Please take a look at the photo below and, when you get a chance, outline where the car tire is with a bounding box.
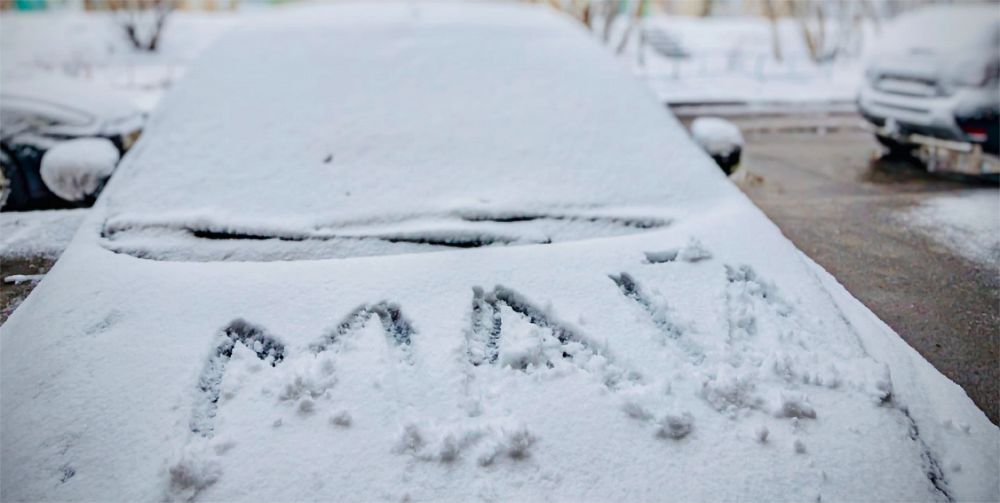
[875,134,914,157]
[0,145,31,211]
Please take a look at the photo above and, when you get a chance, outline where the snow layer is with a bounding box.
[0,209,88,259]
[690,117,744,157]
[40,138,120,202]
[1,3,997,502]
[1,9,237,112]
[639,15,865,105]
[874,4,999,54]
[901,190,1000,267]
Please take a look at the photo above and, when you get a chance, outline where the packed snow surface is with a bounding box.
[1,3,997,502]
[0,209,88,259]
[689,117,744,157]
[39,138,120,202]
[901,190,1000,267]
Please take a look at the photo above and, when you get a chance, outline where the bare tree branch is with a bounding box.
[112,0,174,52]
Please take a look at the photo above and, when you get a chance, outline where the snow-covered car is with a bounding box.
[2,4,997,502]
[0,78,144,211]
[858,4,1000,176]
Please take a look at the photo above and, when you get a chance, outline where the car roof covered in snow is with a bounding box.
[882,4,999,52]
[2,3,997,502]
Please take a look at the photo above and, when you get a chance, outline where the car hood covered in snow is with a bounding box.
[1,3,997,502]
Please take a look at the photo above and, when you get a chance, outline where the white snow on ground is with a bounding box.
[0,209,88,259]
[40,138,121,202]
[902,190,1000,267]
[0,3,997,502]
[0,8,238,112]
[689,117,744,157]
[637,15,866,105]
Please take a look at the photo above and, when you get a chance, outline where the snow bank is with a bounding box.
[690,117,744,157]
[40,138,120,202]
[0,4,996,502]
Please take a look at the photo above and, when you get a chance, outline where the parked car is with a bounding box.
[0,78,144,211]
[2,4,996,502]
[858,4,999,177]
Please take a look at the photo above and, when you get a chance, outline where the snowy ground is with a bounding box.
[1,4,996,502]
[634,15,867,105]
[0,8,238,112]
[900,190,1000,268]
[0,209,88,259]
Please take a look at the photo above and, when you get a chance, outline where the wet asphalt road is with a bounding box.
[695,114,999,425]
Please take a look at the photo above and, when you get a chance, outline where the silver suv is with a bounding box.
[858,4,999,176]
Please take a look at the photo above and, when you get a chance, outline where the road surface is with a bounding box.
[696,113,999,425]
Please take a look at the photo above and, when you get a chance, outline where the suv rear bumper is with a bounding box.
[858,85,1000,175]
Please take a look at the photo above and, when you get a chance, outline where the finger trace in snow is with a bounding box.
[99,211,670,262]
[309,302,416,357]
[609,272,703,364]
[901,406,954,502]
[465,285,639,390]
[191,320,285,437]
[181,303,419,498]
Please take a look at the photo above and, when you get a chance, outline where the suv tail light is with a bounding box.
[962,125,989,142]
